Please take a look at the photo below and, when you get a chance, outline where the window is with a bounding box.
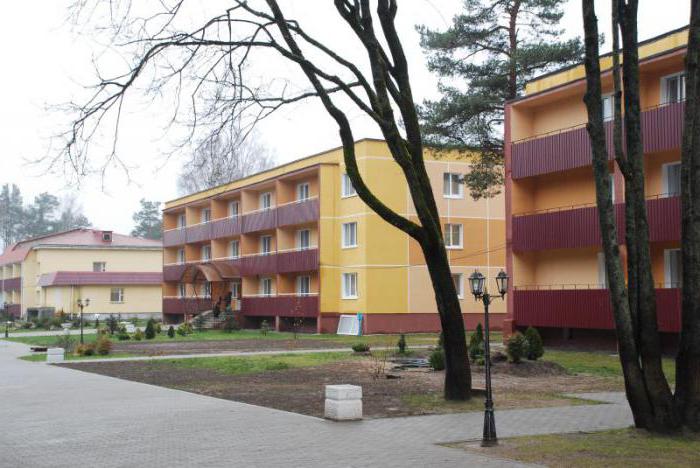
[177,248,185,264]
[101,231,113,242]
[93,262,106,272]
[261,235,272,255]
[297,229,310,250]
[201,245,212,261]
[341,173,357,198]
[342,272,358,299]
[663,162,681,197]
[444,223,463,249]
[229,201,240,217]
[602,93,614,122]
[230,281,241,299]
[297,183,310,201]
[665,249,681,288]
[260,277,273,296]
[342,222,358,248]
[297,275,311,296]
[229,240,240,258]
[260,192,272,210]
[662,72,686,104]
[452,273,463,299]
[110,288,124,303]
[443,173,463,198]
[203,282,212,297]
[609,173,616,204]
[178,283,186,298]
[597,252,609,289]
[201,208,211,223]
[177,214,186,229]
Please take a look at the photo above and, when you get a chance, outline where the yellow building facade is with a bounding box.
[162,139,505,333]
[0,229,163,320]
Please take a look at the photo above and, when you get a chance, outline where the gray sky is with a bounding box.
[0,0,691,236]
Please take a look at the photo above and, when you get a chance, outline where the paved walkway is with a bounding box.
[0,340,633,467]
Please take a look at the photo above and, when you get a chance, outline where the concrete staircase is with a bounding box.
[190,308,237,330]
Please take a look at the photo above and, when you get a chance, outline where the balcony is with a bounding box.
[162,197,319,247]
[512,195,680,252]
[1,277,21,292]
[513,286,680,332]
[6,304,21,318]
[511,102,685,179]
[162,297,213,315]
[163,263,188,282]
[241,294,319,317]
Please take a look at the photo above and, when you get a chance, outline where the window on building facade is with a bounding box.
[201,208,211,223]
[444,223,463,249]
[178,283,186,298]
[297,229,310,250]
[297,183,310,201]
[229,240,240,258]
[178,214,186,229]
[662,72,686,104]
[663,162,681,197]
[229,201,240,217]
[261,235,272,255]
[341,173,357,198]
[452,273,463,299]
[602,93,614,122]
[260,192,272,210]
[203,282,212,297]
[230,281,241,299]
[597,252,609,289]
[297,275,311,296]
[443,173,463,198]
[609,173,616,204]
[177,248,185,264]
[260,277,273,296]
[342,222,358,248]
[342,272,358,299]
[201,245,212,261]
[665,249,681,288]
[93,262,106,272]
[110,288,124,303]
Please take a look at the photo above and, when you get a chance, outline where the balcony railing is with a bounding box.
[513,287,680,333]
[241,294,319,317]
[1,277,21,292]
[162,197,319,247]
[163,263,188,282]
[5,303,21,318]
[162,297,213,315]
[511,102,685,179]
[512,195,680,252]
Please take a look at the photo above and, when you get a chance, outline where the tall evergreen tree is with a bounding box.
[22,193,61,239]
[0,184,24,248]
[418,0,583,198]
[131,199,162,240]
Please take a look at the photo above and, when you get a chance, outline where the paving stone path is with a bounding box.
[0,340,633,467]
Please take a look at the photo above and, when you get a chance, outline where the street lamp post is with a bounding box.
[469,269,509,448]
[76,298,90,344]
[5,321,10,338]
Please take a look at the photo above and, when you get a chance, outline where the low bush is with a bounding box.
[176,323,190,336]
[351,343,370,353]
[117,326,131,341]
[167,326,175,338]
[144,319,156,339]
[53,335,76,353]
[96,336,112,355]
[155,323,162,334]
[75,343,96,357]
[397,334,407,354]
[468,323,485,362]
[260,320,271,336]
[133,329,144,341]
[429,348,446,371]
[524,326,544,361]
[506,332,528,363]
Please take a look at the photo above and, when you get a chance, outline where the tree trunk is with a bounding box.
[676,0,700,432]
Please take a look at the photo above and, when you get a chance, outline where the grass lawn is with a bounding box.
[544,349,676,382]
[452,428,700,467]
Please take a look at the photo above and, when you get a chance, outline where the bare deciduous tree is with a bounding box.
[59,0,472,400]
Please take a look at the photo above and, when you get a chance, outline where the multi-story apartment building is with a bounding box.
[504,27,687,338]
[0,229,162,319]
[162,139,505,333]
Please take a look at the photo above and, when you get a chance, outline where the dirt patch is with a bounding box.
[477,359,569,378]
[111,339,351,356]
[60,355,620,419]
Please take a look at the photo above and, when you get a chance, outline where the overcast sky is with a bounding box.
[0,0,691,236]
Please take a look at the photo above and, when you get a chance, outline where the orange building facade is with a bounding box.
[504,27,688,337]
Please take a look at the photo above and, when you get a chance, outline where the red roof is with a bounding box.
[38,271,163,287]
[0,229,161,267]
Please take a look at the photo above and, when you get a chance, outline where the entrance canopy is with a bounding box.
[180,262,241,283]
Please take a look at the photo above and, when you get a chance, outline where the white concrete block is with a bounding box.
[325,384,362,401]
[324,398,362,421]
[46,348,65,363]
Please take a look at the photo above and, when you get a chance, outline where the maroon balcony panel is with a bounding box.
[277,249,319,274]
[242,209,276,233]
[186,223,212,243]
[513,196,680,252]
[163,228,187,247]
[513,288,680,333]
[2,277,21,292]
[163,264,187,282]
[512,102,685,179]
[7,304,21,318]
[277,198,320,227]
[239,254,278,276]
[162,297,212,315]
[211,217,241,239]
[242,295,319,317]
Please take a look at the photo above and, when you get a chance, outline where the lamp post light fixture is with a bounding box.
[469,269,509,447]
[76,298,90,344]
[5,321,10,339]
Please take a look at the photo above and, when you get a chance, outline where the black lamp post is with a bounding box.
[3,302,8,338]
[469,269,509,447]
[76,298,90,344]
[5,321,10,338]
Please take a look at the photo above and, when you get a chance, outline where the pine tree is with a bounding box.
[131,199,162,240]
[418,0,583,199]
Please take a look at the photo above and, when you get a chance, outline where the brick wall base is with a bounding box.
[319,312,506,335]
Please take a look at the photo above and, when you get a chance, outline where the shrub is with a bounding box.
[144,319,156,339]
[524,326,544,361]
[506,332,528,363]
[133,329,144,341]
[96,336,112,355]
[352,343,370,353]
[106,315,119,335]
[223,315,240,333]
[176,324,188,336]
[469,323,485,362]
[155,322,162,334]
[54,335,76,353]
[429,348,446,370]
[117,326,131,341]
[167,326,175,338]
[179,322,193,335]
[76,343,96,356]
[260,320,271,336]
[397,334,407,354]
